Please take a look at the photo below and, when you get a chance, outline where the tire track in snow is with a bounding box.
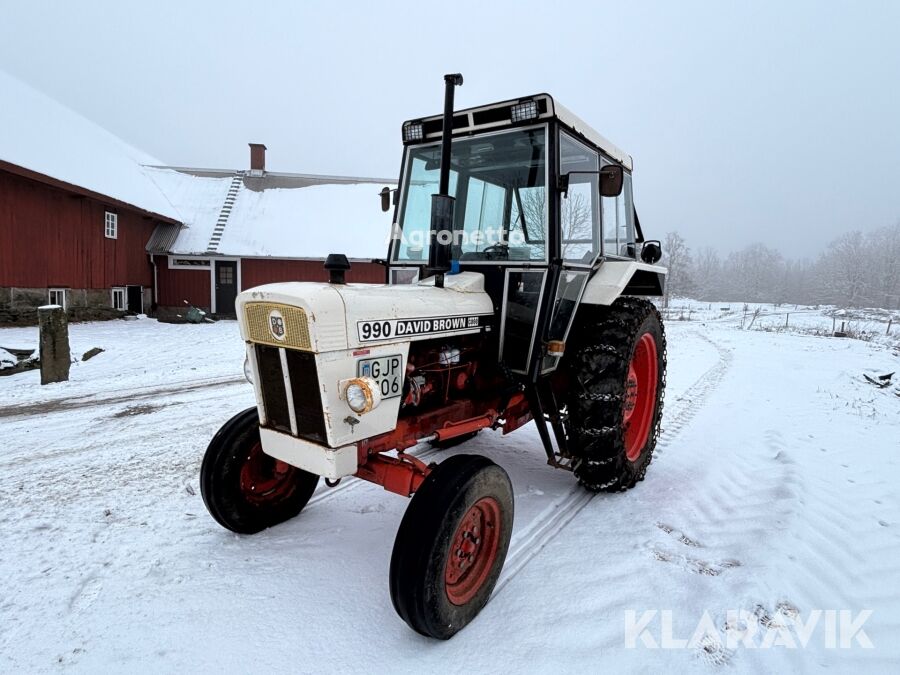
[494,330,734,594]
[0,375,245,419]
[0,383,253,469]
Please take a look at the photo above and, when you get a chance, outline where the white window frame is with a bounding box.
[105,211,118,239]
[168,255,211,270]
[111,287,126,311]
[48,288,67,309]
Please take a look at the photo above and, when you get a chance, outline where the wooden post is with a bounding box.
[38,305,70,385]
[888,319,893,335]
[785,313,789,328]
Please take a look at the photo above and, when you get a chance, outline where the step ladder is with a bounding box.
[206,171,244,253]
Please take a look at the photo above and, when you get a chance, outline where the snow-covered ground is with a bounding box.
[1,310,898,672]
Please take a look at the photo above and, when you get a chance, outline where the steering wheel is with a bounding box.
[482,243,509,260]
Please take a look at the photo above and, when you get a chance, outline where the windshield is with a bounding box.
[392,126,547,263]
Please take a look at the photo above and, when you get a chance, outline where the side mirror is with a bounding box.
[380,187,392,212]
[599,164,624,197]
[641,240,662,264]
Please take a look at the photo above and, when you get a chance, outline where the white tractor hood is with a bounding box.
[236,272,495,352]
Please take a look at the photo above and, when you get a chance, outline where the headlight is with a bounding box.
[243,355,254,384]
[343,377,381,414]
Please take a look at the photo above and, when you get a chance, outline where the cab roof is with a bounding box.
[402,93,633,171]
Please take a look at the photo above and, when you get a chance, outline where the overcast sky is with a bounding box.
[1,0,898,255]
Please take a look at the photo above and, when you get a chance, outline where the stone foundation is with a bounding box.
[0,287,129,326]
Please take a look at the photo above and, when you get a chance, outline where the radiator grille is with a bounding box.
[255,344,326,443]
[245,302,312,350]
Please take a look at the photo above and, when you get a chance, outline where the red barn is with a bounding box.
[0,70,182,323]
[0,71,395,325]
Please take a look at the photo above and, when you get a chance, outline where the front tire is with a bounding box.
[200,408,319,534]
[560,297,666,492]
[389,455,514,639]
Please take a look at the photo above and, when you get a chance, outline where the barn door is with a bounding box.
[214,261,238,316]
[126,285,143,314]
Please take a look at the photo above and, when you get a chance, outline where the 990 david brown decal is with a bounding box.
[357,314,490,342]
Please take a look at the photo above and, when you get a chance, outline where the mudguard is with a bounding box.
[582,261,667,306]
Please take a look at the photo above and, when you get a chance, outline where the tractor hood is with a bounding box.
[236,272,494,353]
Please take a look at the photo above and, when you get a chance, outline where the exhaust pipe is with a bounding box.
[426,73,463,288]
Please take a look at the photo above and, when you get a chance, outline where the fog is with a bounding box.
[1,0,898,255]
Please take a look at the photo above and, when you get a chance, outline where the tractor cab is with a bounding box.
[386,88,663,378]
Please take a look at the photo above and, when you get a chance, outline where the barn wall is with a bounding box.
[241,258,384,288]
[153,258,383,320]
[0,169,156,289]
[155,263,211,311]
[0,169,164,324]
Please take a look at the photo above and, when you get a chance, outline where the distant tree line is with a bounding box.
[659,223,900,309]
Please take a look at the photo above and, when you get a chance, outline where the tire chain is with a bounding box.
[561,298,667,492]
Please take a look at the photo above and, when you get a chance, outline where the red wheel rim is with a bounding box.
[444,497,502,606]
[239,442,296,505]
[623,332,659,462]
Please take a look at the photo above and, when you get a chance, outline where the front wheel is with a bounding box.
[389,455,514,639]
[200,408,319,534]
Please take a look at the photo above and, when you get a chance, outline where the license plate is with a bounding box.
[357,354,403,399]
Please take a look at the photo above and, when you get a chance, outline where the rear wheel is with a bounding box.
[200,408,319,534]
[560,297,666,492]
[389,454,514,639]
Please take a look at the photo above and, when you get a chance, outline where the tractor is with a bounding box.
[200,74,667,639]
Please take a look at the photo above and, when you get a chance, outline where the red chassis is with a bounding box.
[353,392,530,497]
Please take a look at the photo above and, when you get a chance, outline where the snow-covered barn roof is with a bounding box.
[144,168,397,260]
[0,69,397,260]
[0,69,180,221]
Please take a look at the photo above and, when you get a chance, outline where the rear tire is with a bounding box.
[200,408,319,534]
[559,297,666,492]
[389,454,514,639]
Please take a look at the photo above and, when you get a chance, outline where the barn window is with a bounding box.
[105,211,118,239]
[48,288,67,309]
[111,287,126,311]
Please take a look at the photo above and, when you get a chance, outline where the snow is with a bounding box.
[143,167,397,259]
[0,69,179,221]
[1,308,898,672]
[141,168,236,252]
[0,347,16,370]
[216,182,396,260]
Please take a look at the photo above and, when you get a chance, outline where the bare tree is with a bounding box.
[560,192,592,260]
[653,223,899,310]
[520,188,594,260]
[813,232,871,307]
[692,246,722,301]
[868,222,900,309]
[662,231,693,307]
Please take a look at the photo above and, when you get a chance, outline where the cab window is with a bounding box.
[602,167,635,258]
[559,132,601,264]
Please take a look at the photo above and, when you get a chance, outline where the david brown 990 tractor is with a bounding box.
[200,74,667,639]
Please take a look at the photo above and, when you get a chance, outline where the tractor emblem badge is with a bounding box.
[268,309,286,341]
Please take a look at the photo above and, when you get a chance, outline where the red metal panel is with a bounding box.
[240,258,384,289]
[0,169,155,289]
[155,262,211,309]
